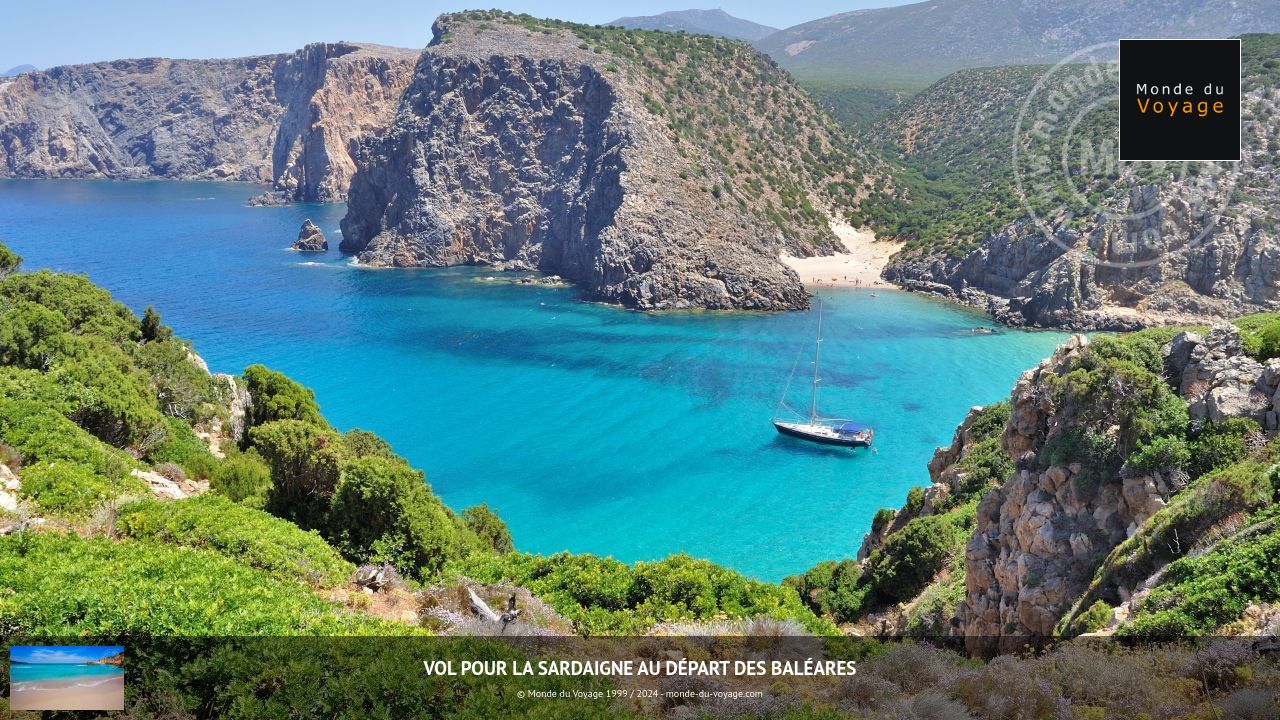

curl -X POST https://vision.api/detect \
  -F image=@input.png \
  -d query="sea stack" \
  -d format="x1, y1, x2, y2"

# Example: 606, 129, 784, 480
293, 219, 328, 251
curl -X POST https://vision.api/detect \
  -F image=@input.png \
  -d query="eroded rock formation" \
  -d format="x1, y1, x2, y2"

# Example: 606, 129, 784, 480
293, 219, 328, 251
339, 15, 842, 310
0, 42, 416, 201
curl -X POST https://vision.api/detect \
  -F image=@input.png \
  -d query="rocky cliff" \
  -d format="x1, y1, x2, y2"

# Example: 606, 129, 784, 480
876, 37, 1280, 330
0, 42, 416, 201
340, 11, 878, 310
798, 317, 1280, 652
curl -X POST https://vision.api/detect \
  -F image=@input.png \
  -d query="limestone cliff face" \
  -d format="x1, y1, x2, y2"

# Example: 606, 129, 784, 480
0, 42, 415, 201
340, 13, 866, 310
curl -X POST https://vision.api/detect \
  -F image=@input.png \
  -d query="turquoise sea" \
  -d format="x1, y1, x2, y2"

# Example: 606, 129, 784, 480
11, 664, 124, 684
0, 180, 1069, 580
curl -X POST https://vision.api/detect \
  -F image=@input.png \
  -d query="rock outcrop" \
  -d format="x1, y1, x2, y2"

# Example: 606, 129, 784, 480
341, 12, 874, 310
0, 42, 416, 201
293, 219, 328, 251
881, 56, 1280, 331
955, 325, 1280, 654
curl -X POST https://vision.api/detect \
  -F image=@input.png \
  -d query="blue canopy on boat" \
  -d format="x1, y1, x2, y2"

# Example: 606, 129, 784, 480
836, 422, 869, 433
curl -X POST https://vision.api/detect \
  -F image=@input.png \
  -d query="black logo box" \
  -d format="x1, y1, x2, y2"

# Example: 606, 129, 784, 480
1119, 38, 1241, 162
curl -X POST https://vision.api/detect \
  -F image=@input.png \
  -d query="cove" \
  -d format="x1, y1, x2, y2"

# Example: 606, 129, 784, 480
0, 179, 1070, 581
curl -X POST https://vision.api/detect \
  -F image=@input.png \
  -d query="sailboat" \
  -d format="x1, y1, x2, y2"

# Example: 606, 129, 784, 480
772, 301, 874, 449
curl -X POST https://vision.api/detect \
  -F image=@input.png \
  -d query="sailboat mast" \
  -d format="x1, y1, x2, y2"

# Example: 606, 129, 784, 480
810, 301, 822, 422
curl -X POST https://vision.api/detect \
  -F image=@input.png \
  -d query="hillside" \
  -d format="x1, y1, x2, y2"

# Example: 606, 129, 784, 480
756, 0, 1280, 90
789, 321, 1280, 652
607, 9, 778, 41
864, 34, 1280, 330
341, 11, 884, 311
0, 42, 417, 202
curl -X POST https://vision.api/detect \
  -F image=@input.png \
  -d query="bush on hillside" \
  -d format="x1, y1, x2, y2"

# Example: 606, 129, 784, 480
0, 532, 403, 635
210, 446, 273, 507
462, 503, 514, 554
0, 270, 140, 344
119, 494, 354, 586
242, 364, 324, 429
248, 419, 345, 528
454, 550, 831, 636
0, 238, 20, 278
146, 416, 219, 480
328, 456, 474, 578
19, 461, 112, 516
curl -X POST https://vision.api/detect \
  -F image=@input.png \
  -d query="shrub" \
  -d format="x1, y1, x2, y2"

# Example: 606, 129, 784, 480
50, 342, 165, 447
1188, 418, 1260, 479
152, 462, 187, 483
861, 514, 963, 604
146, 416, 218, 479
871, 508, 896, 533
1042, 426, 1116, 492
210, 447, 272, 507
249, 419, 345, 528
0, 238, 20, 278
19, 461, 110, 516
1074, 600, 1113, 634
954, 436, 1012, 499
0, 300, 70, 369
140, 305, 173, 343
328, 456, 474, 578
135, 338, 217, 420
1126, 435, 1191, 473
242, 364, 325, 429
462, 504, 514, 554
119, 495, 354, 586
0, 270, 140, 344
904, 486, 925, 514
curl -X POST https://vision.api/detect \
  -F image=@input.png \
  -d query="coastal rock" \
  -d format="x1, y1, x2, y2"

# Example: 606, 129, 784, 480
293, 219, 328, 252
132, 468, 187, 500
882, 79, 1280, 331
339, 14, 854, 311
955, 329, 1280, 654
0, 462, 18, 491
0, 43, 417, 201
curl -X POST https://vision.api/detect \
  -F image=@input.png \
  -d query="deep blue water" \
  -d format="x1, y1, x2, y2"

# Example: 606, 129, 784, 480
0, 180, 1069, 581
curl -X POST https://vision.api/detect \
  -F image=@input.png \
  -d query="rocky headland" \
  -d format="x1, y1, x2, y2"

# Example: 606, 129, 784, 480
0, 42, 417, 202
340, 11, 878, 310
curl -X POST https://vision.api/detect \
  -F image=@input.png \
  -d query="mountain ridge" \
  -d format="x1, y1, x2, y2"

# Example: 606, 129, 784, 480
607, 8, 778, 41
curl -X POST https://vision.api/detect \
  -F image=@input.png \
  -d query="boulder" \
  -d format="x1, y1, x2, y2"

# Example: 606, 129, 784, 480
293, 219, 328, 252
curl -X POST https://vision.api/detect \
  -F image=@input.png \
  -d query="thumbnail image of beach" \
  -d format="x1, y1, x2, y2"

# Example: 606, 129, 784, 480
9, 645, 125, 711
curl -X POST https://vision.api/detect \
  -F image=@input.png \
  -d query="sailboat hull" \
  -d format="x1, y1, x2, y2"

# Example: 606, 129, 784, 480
773, 421, 873, 448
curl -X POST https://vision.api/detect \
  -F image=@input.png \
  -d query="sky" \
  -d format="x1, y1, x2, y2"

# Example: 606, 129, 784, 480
11, 646, 124, 664
0, 1, 912, 71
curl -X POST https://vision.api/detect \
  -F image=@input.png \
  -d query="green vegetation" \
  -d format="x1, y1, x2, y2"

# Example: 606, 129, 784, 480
452, 551, 832, 636
118, 494, 355, 586
0, 532, 406, 635
243, 363, 325, 429
1119, 504, 1280, 639
463, 503, 514, 554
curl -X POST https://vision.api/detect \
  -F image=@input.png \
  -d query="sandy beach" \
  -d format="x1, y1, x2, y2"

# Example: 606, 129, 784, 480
780, 223, 903, 289
10, 674, 125, 711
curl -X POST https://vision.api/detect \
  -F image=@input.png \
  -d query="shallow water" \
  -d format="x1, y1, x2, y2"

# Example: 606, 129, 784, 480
0, 179, 1069, 580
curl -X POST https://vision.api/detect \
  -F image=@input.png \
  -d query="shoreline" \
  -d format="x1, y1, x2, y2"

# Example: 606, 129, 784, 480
780, 223, 904, 290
